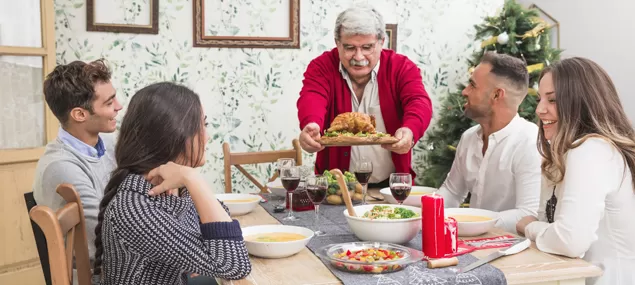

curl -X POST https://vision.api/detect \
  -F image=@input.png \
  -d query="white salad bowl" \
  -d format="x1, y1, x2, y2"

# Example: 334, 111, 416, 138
343, 204, 421, 244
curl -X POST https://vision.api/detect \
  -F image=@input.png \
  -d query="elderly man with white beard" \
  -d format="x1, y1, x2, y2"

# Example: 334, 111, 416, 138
296, 5, 433, 187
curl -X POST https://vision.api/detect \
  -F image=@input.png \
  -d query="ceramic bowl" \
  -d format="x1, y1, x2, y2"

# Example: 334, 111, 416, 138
379, 186, 437, 207
215, 193, 261, 216
241, 225, 314, 258
445, 207, 499, 237
343, 204, 421, 244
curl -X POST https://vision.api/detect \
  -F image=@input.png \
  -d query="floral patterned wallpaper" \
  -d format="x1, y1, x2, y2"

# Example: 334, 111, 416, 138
54, 0, 502, 192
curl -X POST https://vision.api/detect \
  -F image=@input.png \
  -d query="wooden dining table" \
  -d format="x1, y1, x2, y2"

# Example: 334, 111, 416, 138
218, 189, 603, 285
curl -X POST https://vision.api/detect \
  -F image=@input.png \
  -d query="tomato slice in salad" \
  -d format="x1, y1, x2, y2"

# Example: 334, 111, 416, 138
334, 247, 405, 263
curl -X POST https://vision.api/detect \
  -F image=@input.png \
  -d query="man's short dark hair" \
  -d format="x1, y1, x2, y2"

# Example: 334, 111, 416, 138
43, 59, 112, 124
480, 52, 529, 93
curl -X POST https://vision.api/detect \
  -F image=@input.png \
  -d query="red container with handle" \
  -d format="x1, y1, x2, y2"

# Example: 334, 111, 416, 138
445, 217, 458, 255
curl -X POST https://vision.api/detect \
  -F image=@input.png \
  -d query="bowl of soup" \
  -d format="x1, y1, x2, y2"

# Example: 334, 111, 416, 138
379, 186, 436, 207
241, 225, 314, 258
215, 193, 261, 216
445, 208, 499, 237
344, 204, 422, 244
266, 178, 287, 197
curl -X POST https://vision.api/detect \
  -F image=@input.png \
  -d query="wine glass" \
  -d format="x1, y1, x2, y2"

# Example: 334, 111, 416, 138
389, 173, 412, 205
353, 157, 373, 205
306, 175, 328, 236
281, 166, 300, 221
275, 158, 295, 206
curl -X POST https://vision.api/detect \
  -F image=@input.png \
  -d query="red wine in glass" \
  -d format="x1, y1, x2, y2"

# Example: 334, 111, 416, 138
307, 176, 328, 236
282, 178, 300, 192
390, 185, 412, 204
306, 185, 327, 204
354, 171, 372, 184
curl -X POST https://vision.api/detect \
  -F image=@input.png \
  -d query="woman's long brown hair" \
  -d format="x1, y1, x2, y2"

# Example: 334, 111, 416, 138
92, 82, 205, 276
537, 57, 635, 191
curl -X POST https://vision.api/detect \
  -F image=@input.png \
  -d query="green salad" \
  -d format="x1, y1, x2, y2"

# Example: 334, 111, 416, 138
323, 131, 389, 137
323, 170, 357, 195
362, 205, 419, 220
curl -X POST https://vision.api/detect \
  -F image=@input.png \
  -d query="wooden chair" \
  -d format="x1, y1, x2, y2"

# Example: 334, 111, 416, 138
223, 138, 303, 193
24, 192, 53, 285
28, 184, 92, 285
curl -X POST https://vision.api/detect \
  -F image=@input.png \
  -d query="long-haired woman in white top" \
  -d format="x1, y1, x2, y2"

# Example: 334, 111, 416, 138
516, 57, 635, 285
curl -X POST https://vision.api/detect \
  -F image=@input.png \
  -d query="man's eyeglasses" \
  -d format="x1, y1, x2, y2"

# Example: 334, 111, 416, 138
339, 41, 378, 56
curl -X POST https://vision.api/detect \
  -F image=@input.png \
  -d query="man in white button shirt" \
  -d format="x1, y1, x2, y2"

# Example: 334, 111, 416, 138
437, 52, 541, 233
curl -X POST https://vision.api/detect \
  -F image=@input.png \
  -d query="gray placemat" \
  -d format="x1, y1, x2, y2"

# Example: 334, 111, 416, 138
258, 194, 507, 285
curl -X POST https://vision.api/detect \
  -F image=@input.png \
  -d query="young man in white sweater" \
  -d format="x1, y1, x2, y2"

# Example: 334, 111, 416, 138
436, 53, 542, 234
32, 59, 122, 264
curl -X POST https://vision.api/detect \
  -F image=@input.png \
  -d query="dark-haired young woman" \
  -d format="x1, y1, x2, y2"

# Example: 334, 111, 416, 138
93, 82, 251, 284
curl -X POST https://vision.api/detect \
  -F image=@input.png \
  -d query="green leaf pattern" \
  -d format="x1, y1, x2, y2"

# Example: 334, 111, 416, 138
54, 0, 503, 193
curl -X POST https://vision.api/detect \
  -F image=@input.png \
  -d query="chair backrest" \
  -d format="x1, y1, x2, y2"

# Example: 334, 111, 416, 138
24, 192, 52, 285
223, 138, 303, 193
28, 184, 92, 285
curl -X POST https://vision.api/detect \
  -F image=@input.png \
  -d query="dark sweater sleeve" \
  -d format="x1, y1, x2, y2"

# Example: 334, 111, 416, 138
112, 191, 252, 280
297, 57, 330, 130
397, 58, 433, 142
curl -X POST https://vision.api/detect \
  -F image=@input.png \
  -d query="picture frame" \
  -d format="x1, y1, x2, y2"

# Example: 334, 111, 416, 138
86, 0, 159, 34
529, 4, 560, 49
193, 0, 300, 49
384, 24, 398, 52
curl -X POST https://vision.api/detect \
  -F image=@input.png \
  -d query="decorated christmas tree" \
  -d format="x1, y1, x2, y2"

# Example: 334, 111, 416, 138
419, 0, 562, 189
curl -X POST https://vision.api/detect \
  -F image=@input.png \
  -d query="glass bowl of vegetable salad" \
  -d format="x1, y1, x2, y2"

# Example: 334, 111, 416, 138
316, 241, 425, 274
344, 204, 422, 244
321, 170, 364, 205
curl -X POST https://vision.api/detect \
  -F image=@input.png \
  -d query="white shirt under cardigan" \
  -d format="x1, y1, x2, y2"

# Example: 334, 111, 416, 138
524, 138, 635, 285
437, 114, 541, 233
340, 61, 396, 183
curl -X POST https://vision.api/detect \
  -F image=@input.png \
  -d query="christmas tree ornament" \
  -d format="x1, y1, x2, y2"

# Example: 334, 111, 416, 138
527, 63, 544, 73
480, 36, 498, 48
497, 32, 509, 45
519, 22, 547, 39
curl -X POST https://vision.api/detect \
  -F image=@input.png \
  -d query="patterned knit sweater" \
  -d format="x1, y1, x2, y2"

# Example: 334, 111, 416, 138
99, 174, 252, 284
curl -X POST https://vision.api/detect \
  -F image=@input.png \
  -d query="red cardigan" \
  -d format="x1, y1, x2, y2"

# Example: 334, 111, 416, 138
297, 48, 433, 180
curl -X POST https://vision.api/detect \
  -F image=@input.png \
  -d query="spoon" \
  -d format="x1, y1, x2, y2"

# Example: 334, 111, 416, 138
329, 168, 357, 217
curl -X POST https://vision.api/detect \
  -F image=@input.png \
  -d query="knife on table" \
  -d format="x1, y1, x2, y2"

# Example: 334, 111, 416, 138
459, 238, 531, 273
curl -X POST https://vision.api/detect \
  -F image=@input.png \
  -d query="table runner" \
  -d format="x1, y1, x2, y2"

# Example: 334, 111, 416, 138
256, 194, 507, 285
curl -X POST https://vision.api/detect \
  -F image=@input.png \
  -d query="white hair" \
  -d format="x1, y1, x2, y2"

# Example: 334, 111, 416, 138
334, 5, 385, 42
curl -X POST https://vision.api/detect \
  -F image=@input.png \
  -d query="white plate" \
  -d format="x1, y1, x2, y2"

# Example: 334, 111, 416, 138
445, 208, 499, 237
379, 186, 437, 207
241, 225, 314, 258
215, 193, 261, 216
266, 178, 287, 197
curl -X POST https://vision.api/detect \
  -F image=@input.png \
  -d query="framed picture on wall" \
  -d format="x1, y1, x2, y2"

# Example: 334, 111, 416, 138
86, 0, 159, 34
529, 4, 560, 48
193, 0, 300, 49
384, 24, 398, 52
